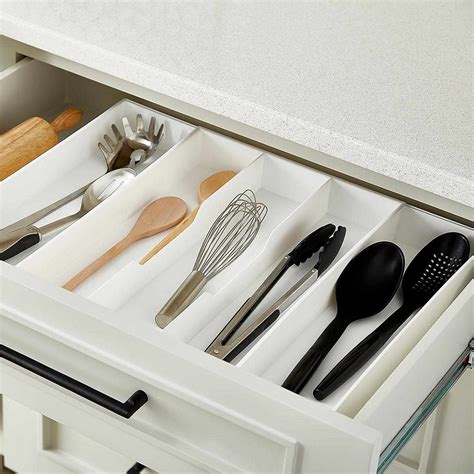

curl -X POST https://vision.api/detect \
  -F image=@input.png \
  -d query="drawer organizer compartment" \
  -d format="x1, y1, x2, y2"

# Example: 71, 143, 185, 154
16, 121, 262, 293
1, 57, 113, 136
87, 155, 332, 315
236, 206, 472, 411
1, 58, 473, 473
2, 99, 195, 263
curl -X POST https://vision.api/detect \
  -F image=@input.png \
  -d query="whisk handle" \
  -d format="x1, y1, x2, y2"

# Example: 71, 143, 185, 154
155, 270, 208, 328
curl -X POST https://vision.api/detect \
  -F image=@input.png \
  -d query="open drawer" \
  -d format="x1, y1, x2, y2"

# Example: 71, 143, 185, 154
0, 57, 127, 139
1, 57, 473, 473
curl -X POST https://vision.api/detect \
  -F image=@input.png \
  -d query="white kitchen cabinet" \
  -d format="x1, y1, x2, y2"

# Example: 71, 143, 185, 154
2, 396, 152, 473
386, 372, 473, 474
0, 45, 472, 474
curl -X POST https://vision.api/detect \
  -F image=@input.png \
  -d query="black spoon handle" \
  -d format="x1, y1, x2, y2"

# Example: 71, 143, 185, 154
282, 318, 346, 394
313, 302, 417, 400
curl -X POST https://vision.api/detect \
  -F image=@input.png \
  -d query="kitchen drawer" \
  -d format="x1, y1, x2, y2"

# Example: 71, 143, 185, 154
0, 57, 126, 138
1, 57, 473, 473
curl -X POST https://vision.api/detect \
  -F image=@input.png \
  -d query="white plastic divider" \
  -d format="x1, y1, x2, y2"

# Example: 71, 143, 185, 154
1, 99, 195, 229
85, 154, 331, 340
186, 177, 402, 352
19, 127, 264, 295
356, 276, 473, 449
338, 257, 473, 419
236, 205, 472, 412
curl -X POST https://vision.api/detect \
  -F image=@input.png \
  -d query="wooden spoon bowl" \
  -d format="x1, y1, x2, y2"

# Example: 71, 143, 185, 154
63, 196, 187, 291
139, 170, 237, 264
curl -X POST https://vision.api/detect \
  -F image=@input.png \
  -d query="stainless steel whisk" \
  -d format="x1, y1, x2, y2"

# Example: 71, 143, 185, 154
155, 190, 268, 328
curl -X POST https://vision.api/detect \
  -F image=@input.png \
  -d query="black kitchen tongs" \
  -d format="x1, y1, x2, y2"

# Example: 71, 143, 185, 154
206, 224, 346, 362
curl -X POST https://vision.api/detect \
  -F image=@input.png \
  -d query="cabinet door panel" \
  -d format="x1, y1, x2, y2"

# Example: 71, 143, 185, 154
2, 396, 144, 473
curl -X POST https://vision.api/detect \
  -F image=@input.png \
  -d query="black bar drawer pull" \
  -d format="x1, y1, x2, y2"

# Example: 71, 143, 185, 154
0, 345, 148, 419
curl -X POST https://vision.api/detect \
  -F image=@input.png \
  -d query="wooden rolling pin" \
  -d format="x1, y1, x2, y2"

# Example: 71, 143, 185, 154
0, 107, 83, 180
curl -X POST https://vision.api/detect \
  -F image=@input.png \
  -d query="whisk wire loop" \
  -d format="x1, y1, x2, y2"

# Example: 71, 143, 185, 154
194, 190, 268, 279
156, 189, 268, 328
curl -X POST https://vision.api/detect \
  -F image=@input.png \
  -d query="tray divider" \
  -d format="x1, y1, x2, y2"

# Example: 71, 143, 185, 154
235, 201, 404, 376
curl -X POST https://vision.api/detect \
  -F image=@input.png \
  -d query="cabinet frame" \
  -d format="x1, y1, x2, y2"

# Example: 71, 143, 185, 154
1, 36, 471, 226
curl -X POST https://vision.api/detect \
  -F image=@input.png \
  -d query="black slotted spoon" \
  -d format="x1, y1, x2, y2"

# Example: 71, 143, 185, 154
314, 232, 470, 401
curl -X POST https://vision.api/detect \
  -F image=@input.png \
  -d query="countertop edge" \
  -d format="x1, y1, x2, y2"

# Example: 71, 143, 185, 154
1, 14, 472, 208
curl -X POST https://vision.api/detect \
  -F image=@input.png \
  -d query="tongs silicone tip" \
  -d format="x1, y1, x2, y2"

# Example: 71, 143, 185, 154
288, 223, 336, 265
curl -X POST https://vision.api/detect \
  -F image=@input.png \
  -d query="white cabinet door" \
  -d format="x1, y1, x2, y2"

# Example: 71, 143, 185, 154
2, 396, 144, 473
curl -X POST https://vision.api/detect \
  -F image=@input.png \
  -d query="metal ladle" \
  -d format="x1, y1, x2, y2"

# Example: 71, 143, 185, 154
0, 168, 136, 261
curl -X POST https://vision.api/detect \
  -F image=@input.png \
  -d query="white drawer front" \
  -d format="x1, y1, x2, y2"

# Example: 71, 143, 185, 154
2, 267, 379, 472
1, 324, 293, 473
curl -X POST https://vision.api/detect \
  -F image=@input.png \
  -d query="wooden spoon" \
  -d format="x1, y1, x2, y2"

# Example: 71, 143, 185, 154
139, 170, 237, 264
0, 108, 83, 180
63, 196, 187, 291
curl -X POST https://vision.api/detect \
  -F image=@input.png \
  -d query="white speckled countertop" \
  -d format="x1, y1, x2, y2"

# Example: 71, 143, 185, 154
1, 1, 472, 207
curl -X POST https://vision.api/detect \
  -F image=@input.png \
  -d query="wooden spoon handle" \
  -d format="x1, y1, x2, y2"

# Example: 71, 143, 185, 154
139, 206, 199, 265
63, 236, 133, 291
50, 107, 83, 134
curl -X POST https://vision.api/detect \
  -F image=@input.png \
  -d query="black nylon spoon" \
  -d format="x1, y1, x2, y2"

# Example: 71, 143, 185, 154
314, 232, 470, 400
282, 241, 404, 394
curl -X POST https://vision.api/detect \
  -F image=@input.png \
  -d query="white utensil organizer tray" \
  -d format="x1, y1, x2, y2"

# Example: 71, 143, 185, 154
1, 57, 472, 474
